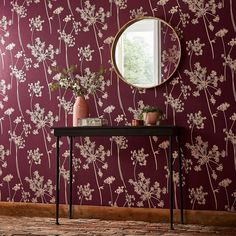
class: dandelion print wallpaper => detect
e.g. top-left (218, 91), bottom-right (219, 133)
top-left (0, 0), bottom-right (235, 212)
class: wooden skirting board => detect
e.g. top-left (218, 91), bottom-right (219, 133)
top-left (0, 202), bottom-right (235, 227)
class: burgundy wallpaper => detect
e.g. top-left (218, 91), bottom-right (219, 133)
top-left (0, 0), bottom-right (235, 212)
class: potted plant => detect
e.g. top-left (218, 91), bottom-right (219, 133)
top-left (50, 65), bottom-right (106, 126)
top-left (141, 105), bottom-right (163, 126)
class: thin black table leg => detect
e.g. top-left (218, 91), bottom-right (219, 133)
top-left (69, 136), bottom-right (73, 219)
top-left (177, 136), bottom-right (184, 224)
top-left (56, 136), bottom-right (60, 225)
top-left (168, 136), bottom-right (174, 230)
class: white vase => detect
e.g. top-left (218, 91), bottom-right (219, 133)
top-left (73, 96), bottom-right (89, 126)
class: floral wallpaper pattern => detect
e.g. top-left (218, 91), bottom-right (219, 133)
top-left (0, 0), bottom-right (235, 212)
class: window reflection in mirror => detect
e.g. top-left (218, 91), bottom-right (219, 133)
top-left (115, 19), bottom-right (161, 87)
top-left (112, 17), bottom-right (181, 88)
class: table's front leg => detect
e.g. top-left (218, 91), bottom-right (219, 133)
top-left (177, 136), bottom-right (184, 224)
top-left (56, 136), bottom-right (60, 225)
top-left (69, 136), bottom-right (73, 219)
top-left (168, 135), bottom-right (174, 230)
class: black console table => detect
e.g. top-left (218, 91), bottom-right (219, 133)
top-left (51, 125), bottom-right (184, 229)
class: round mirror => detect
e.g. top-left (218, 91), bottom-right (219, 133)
top-left (111, 17), bottom-right (181, 88)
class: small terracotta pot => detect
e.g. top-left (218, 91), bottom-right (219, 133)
top-left (131, 119), bottom-right (144, 126)
top-left (73, 96), bottom-right (89, 126)
top-left (143, 112), bottom-right (161, 126)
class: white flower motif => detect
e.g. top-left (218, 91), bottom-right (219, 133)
top-left (217, 103), bottom-right (230, 112)
top-left (215, 28), bottom-right (228, 38)
top-left (76, 1), bottom-right (108, 30)
top-left (10, 65), bottom-right (27, 83)
top-left (187, 111), bottom-right (206, 129)
top-left (186, 136), bottom-right (225, 209)
top-left (11, 2), bottom-right (27, 18)
top-left (157, 0), bottom-right (169, 6)
top-left (76, 0), bottom-right (109, 63)
top-left (27, 148), bottom-right (43, 165)
top-left (109, 0), bottom-right (127, 9)
top-left (26, 103), bottom-right (58, 131)
top-left (25, 171), bottom-right (55, 203)
top-left (28, 81), bottom-right (44, 97)
top-left (225, 130), bottom-right (236, 146)
top-left (111, 136), bottom-right (128, 149)
top-left (186, 38), bottom-right (205, 56)
top-left (0, 80), bottom-right (10, 109)
top-left (27, 37), bottom-right (59, 67)
top-left (4, 109), bottom-right (14, 119)
top-left (26, 103), bottom-right (58, 167)
top-left (128, 100), bottom-right (145, 120)
top-left (78, 137), bottom-right (110, 172)
top-left (115, 186), bottom-right (124, 194)
top-left (164, 94), bottom-right (184, 113)
top-left (189, 186), bottom-right (208, 209)
top-left (9, 131), bottom-right (26, 149)
top-left (159, 140), bottom-right (169, 150)
top-left (6, 43), bottom-right (15, 50)
top-left (76, 137), bottom-right (110, 204)
top-left (104, 176), bottom-right (115, 185)
top-left (223, 55), bottom-right (236, 72)
top-left (58, 30), bottom-right (75, 47)
top-left (3, 174), bottom-right (13, 182)
top-left (104, 105), bottom-right (115, 114)
top-left (103, 36), bottom-right (113, 45)
top-left (129, 173), bottom-right (166, 208)
top-left (186, 136), bottom-right (225, 175)
top-left (77, 183), bottom-right (94, 202)
top-left (183, 0), bottom-right (222, 58)
top-left (53, 7), bottom-right (64, 15)
top-left (60, 165), bottom-right (70, 182)
top-left (58, 97), bottom-right (73, 114)
top-left (219, 178), bottom-right (232, 188)
top-left (29, 15), bottom-right (44, 32)
top-left (0, 145), bottom-right (10, 170)
top-left (131, 148), bottom-right (148, 166)
top-left (130, 7), bottom-right (147, 19)
top-left (185, 62), bottom-right (223, 133)
top-left (78, 45), bottom-right (94, 61)
top-left (0, 16), bottom-right (12, 45)
top-left (228, 38), bottom-right (236, 47)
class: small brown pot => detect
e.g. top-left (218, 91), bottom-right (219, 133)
top-left (143, 112), bottom-right (161, 126)
top-left (131, 119), bottom-right (144, 126)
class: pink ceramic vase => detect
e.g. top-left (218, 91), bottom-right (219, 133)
top-left (73, 96), bottom-right (89, 126)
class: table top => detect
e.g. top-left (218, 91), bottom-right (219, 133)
top-left (51, 125), bottom-right (183, 137)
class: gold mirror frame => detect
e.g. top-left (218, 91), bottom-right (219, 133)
top-left (111, 17), bottom-right (181, 88)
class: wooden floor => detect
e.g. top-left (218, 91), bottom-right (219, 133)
top-left (0, 202), bottom-right (236, 227)
top-left (0, 202), bottom-right (236, 235)
top-left (0, 215), bottom-right (236, 235)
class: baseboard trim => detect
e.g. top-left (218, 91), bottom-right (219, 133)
top-left (0, 202), bottom-right (235, 227)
